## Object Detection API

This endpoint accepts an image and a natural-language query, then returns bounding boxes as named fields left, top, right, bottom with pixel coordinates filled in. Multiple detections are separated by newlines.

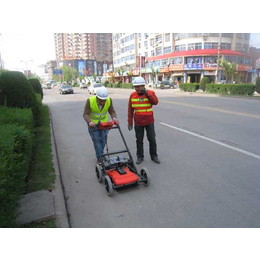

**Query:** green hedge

left=256, top=77, right=260, bottom=94
left=28, top=78, right=43, bottom=100
left=200, top=77, right=210, bottom=92
left=0, top=106, right=34, bottom=133
left=107, top=83, right=133, bottom=89
left=0, top=71, right=41, bottom=126
left=179, top=83, right=200, bottom=92
left=0, top=124, right=33, bottom=227
left=206, top=84, right=255, bottom=96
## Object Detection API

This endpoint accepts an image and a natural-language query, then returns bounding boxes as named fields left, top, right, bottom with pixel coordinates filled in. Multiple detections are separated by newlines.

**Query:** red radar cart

left=91, top=121, right=150, bottom=196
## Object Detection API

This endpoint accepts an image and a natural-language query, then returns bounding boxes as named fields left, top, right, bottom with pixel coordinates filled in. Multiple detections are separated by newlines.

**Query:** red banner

left=169, top=64, right=184, bottom=71
left=160, top=67, right=169, bottom=73
left=132, top=68, right=140, bottom=76
left=237, top=64, right=252, bottom=71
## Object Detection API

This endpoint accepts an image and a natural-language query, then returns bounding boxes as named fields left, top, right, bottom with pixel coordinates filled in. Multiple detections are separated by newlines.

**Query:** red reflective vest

left=130, top=92, right=153, bottom=116
left=128, top=90, right=158, bottom=126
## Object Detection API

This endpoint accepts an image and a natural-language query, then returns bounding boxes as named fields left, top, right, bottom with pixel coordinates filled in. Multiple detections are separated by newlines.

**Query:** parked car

left=88, top=83, right=103, bottom=95
left=152, top=81, right=161, bottom=89
left=79, top=83, right=88, bottom=89
left=159, top=80, right=173, bottom=89
left=59, top=84, right=74, bottom=95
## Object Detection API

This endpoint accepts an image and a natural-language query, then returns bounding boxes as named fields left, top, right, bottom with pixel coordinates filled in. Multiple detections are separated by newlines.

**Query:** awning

left=171, top=73, right=184, bottom=76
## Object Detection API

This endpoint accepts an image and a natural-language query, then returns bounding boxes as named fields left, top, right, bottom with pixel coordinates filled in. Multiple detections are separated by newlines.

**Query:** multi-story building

left=112, top=33, right=253, bottom=84
left=54, top=33, right=113, bottom=77
left=46, top=60, right=57, bottom=80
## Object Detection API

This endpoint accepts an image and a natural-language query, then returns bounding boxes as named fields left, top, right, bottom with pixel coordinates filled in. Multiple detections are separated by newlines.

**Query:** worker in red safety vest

left=128, top=76, right=160, bottom=164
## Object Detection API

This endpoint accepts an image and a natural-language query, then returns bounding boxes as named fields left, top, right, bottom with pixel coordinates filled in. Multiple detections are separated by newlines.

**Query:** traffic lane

left=160, top=95, right=260, bottom=117
left=44, top=90, right=260, bottom=227
left=155, top=97, right=260, bottom=155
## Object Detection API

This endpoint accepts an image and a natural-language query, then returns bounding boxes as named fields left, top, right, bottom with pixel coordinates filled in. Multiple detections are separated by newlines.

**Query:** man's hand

left=89, top=122, right=96, bottom=128
left=141, top=87, right=148, bottom=96
left=128, top=125, right=133, bottom=131
left=113, top=118, right=120, bottom=125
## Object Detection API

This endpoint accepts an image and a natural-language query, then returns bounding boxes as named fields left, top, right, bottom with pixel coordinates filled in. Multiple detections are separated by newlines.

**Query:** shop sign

left=203, top=63, right=218, bottom=70
left=169, top=64, right=184, bottom=71
left=184, top=63, right=203, bottom=70
left=255, top=58, right=260, bottom=69
left=132, top=68, right=140, bottom=76
left=160, top=67, right=169, bottom=73
left=237, top=64, right=252, bottom=71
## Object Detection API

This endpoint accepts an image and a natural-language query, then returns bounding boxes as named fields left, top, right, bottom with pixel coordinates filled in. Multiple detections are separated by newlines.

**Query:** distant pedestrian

left=128, top=76, right=160, bottom=164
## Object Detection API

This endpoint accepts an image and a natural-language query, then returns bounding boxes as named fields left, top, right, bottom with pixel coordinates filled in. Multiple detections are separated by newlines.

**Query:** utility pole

left=216, top=33, right=222, bottom=83
left=20, top=60, right=33, bottom=78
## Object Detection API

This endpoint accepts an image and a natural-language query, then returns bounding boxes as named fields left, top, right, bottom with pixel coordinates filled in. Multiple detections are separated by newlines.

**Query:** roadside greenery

left=256, top=77, right=260, bottom=94
left=179, top=83, right=200, bottom=92
left=217, top=59, right=236, bottom=83
left=200, top=77, right=210, bottom=92
left=0, top=71, right=56, bottom=227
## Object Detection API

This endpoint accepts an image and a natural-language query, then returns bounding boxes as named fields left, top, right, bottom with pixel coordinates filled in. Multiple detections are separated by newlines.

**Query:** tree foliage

left=255, top=77, right=260, bottom=94
left=218, top=59, right=236, bottom=83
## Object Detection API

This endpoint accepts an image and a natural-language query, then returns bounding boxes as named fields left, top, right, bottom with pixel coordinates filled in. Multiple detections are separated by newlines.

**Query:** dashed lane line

left=161, top=100, right=260, bottom=119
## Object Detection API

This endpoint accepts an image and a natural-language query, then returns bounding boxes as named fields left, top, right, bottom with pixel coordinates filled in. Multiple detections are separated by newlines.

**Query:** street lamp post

left=215, top=33, right=222, bottom=83
left=20, top=60, right=33, bottom=78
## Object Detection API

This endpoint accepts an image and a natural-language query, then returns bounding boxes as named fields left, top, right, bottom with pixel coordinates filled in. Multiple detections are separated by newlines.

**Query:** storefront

left=203, top=63, right=218, bottom=83
left=184, top=64, right=203, bottom=83
left=169, top=64, right=184, bottom=84
left=236, top=64, right=252, bottom=83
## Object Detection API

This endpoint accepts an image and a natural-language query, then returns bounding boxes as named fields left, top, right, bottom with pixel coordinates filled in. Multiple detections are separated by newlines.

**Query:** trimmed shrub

left=28, top=78, right=43, bottom=100
left=200, top=77, right=210, bottom=92
left=256, top=77, right=260, bottom=94
left=206, top=83, right=255, bottom=96
left=179, top=83, right=199, bottom=92
left=0, top=124, right=33, bottom=227
left=0, top=106, right=34, bottom=133
left=121, top=83, right=133, bottom=89
left=0, top=71, right=41, bottom=126
left=103, top=80, right=109, bottom=87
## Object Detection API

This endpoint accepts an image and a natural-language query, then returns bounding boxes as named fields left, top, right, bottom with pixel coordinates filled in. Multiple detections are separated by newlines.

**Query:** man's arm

left=108, top=98, right=117, bottom=119
left=146, top=90, right=158, bottom=105
left=128, top=94, right=134, bottom=126
left=83, top=99, right=91, bottom=124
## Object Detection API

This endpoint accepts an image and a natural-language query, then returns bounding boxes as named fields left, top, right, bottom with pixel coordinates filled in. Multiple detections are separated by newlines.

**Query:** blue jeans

left=88, top=124, right=109, bottom=159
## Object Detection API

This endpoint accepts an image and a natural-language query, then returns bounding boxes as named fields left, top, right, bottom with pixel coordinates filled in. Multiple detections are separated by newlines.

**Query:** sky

left=1, top=33, right=260, bottom=73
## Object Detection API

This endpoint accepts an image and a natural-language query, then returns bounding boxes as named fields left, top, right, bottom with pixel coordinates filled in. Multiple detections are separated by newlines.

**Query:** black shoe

left=151, top=156, right=161, bottom=164
left=136, top=157, right=143, bottom=164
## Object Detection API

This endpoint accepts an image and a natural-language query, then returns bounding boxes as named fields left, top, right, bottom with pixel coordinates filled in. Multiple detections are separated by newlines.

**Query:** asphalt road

left=43, top=87, right=260, bottom=228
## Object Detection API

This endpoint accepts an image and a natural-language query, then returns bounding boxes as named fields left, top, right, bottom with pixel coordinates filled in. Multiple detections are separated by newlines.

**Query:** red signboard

left=203, top=63, right=218, bottom=70
left=237, top=64, right=252, bottom=71
left=160, top=67, right=169, bottom=73
left=132, top=68, right=140, bottom=76
left=169, top=64, right=184, bottom=71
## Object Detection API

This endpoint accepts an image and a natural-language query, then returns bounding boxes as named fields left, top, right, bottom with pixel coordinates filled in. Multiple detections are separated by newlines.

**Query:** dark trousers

left=134, top=123, right=158, bottom=159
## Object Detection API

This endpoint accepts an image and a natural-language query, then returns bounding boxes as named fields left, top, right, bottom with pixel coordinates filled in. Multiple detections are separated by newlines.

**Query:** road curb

left=49, top=109, right=71, bottom=228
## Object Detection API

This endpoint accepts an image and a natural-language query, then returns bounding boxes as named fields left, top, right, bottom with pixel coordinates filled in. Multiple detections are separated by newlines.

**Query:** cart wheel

left=104, top=175, right=113, bottom=196
left=95, top=164, right=103, bottom=183
left=140, top=167, right=150, bottom=187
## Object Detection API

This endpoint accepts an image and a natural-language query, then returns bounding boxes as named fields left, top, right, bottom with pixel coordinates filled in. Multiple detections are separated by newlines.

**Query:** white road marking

left=160, top=122, right=260, bottom=161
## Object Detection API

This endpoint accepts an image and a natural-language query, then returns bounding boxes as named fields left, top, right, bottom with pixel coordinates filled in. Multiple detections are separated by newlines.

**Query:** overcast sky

left=1, top=33, right=260, bottom=73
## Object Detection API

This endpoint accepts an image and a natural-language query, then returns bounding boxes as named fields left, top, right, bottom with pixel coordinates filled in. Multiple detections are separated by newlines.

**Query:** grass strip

left=26, top=105, right=56, bottom=193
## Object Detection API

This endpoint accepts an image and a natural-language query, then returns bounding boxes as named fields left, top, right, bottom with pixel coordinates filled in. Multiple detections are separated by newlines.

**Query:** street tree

left=218, top=59, right=236, bottom=83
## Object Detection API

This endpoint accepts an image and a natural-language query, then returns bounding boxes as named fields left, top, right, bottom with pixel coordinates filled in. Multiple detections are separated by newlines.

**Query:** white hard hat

left=96, top=87, right=108, bottom=100
left=132, top=76, right=145, bottom=86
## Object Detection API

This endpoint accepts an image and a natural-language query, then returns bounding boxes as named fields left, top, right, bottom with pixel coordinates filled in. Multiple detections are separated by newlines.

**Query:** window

left=156, top=35, right=162, bottom=43
left=244, top=33, right=250, bottom=40
left=236, top=43, right=242, bottom=51
left=245, top=58, right=251, bottom=65
left=138, top=33, right=141, bottom=38
left=238, top=56, right=244, bottom=64
left=204, top=56, right=218, bottom=63
left=221, top=43, right=231, bottom=50
left=243, top=44, right=249, bottom=52
left=204, top=42, right=218, bottom=49
left=156, top=48, right=162, bottom=56
left=144, top=41, right=148, bottom=47
left=187, top=56, right=202, bottom=64
left=139, top=43, right=141, bottom=49
left=165, top=34, right=170, bottom=42
left=150, top=38, right=154, bottom=46
left=151, top=50, right=154, bottom=56
left=175, top=44, right=186, bottom=52
left=164, top=46, right=171, bottom=54
left=222, top=33, right=233, bottom=38
left=237, top=33, right=243, bottom=39
left=154, top=60, right=160, bottom=67
left=224, top=56, right=238, bottom=63
left=145, top=52, right=148, bottom=57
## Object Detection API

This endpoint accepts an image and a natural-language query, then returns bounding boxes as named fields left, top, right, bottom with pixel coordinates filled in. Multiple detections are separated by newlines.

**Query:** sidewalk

left=16, top=110, right=70, bottom=228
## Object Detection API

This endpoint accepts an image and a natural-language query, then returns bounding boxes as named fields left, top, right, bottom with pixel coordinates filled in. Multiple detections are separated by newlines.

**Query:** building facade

left=112, top=33, right=252, bottom=84
left=54, top=33, right=113, bottom=77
